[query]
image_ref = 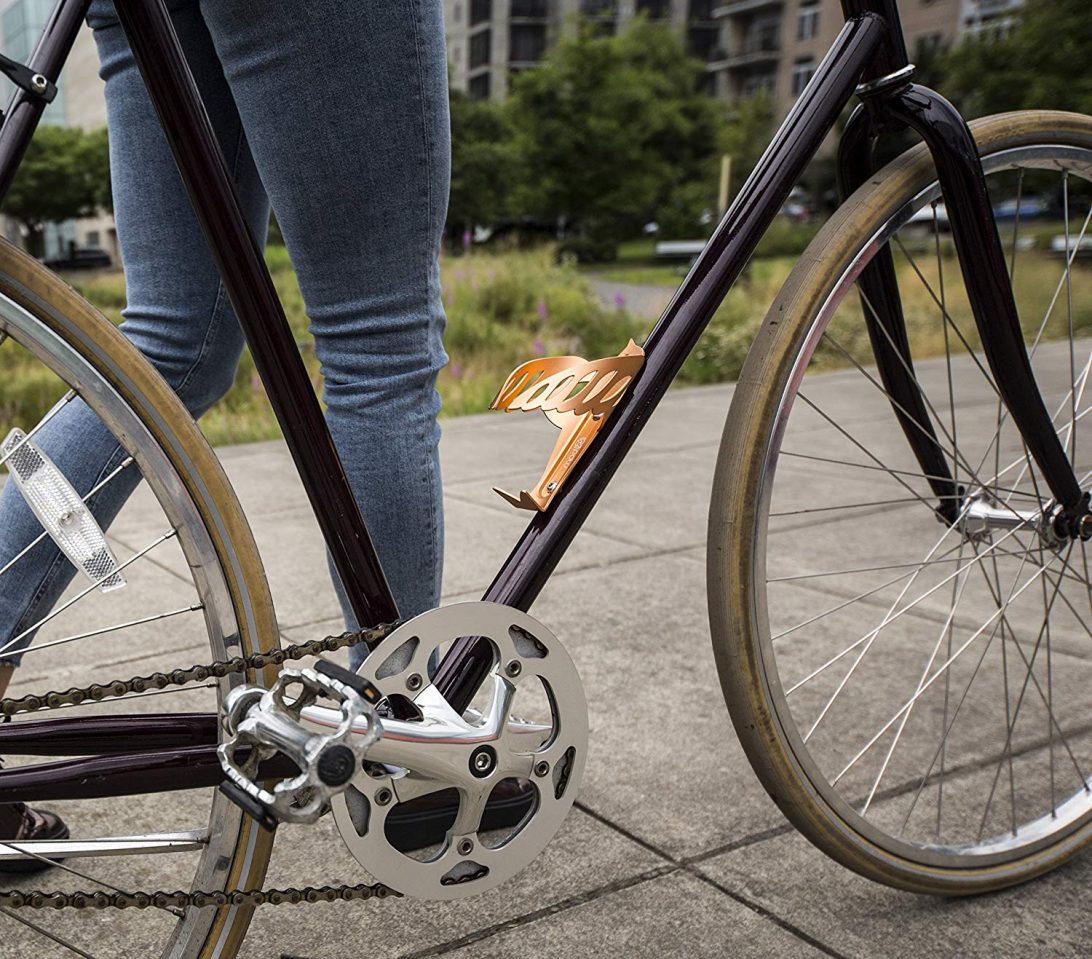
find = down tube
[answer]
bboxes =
[434,12,888,706]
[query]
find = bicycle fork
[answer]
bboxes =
[837,78,1091,537]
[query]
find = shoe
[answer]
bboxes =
[0,802,69,873]
[386,777,536,853]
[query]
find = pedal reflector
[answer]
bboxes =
[2,429,125,591]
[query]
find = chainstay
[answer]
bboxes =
[0,623,394,718]
[0,622,400,909]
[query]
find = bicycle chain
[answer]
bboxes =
[0,622,403,910]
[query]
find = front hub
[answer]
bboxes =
[957,490,1083,550]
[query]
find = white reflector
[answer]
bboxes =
[2,428,125,591]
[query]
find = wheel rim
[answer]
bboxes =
[751,142,1092,869]
[0,283,268,957]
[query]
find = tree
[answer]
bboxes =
[447,89,518,237]
[4,125,110,257]
[719,91,774,200]
[507,19,724,254]
[938,0,1092,117]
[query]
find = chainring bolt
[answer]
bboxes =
[534,760,550,777]
[469,745,497,778]
[406,672,423,691]
[375,787,393,806]
[504,660,522,678]
[457,838,474,856]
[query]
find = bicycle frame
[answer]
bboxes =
[0,0,1084,801]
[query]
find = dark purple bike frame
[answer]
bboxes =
[0,0,1083,803]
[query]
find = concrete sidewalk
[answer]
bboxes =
[219,380,1090,959]
[6,376,1092,958]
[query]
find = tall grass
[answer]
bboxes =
[0,243,1087,447]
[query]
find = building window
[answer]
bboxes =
[470,0,491,26]
[688,0,715,21]
[581,0,616,13]
[469,29,492,68]
[509,23,547,63]
[453,2,462,22]
[915,32,943,58]
[510,0,548,17]
[468,73,491,100]
[791,57,815,96]
[688,25,720,60]
[741,73,776,98]
[797,1,819,41]
[451,44,462,66]
[635,0,670,19]
[744,16,780,53]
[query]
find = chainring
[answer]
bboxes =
[329,602,588,900]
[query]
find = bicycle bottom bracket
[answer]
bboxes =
[300,602,589,901]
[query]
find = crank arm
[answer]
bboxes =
[301,692,553,784]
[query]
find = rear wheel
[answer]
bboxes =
[710,111,1092,894]
[0,240,278,955]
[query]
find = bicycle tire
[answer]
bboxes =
[709,110,1092,895]
[0,238,279,956]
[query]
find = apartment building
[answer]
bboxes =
[446,0,724,101]
[960,0,1024,39]
[709,0,969,120]
[449,0,1025,109]
[0,0,113,261]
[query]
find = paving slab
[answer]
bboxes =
[238,806,664,959]
[3,361,1091,959]
[697,827,1092,959]
[412,870,828,959]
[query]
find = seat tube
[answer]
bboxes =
[887,84,1087,525]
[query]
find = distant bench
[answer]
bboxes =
[654,240,706,261]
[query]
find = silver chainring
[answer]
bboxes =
[329,602,588,900]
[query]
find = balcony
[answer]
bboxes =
[973,0,1023,13]
[510,0,549,21]
[713,0,782,18]
[709,32,779,69]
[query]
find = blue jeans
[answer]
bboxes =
[0,0,449,670]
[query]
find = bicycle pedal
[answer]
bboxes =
[218,666,382,826]
[218,780,278,833]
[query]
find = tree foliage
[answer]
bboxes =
[448,89,518,234]
[938,0,1092,117]
[505,19,724,247]
[4,125,110,255]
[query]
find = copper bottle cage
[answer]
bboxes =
[489,339,645,511]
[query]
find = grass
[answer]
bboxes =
[0,246,646,446]
[585,219,822,288]
[0,240,1088,448]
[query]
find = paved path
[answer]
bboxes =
[4,372,1091,958]
[588,277,676,320]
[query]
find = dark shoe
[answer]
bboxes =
[0,802,69,874]
[386,778,536,853]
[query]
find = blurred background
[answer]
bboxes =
[0,0,1088,442]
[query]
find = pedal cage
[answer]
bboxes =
[218,664,382,826]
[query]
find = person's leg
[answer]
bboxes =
[198,0,449,667]
[0,0,269,677]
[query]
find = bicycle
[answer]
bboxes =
[0,0,1089,954]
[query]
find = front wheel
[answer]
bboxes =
[710,111,1092,894]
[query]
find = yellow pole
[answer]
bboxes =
[718,154,732,213]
